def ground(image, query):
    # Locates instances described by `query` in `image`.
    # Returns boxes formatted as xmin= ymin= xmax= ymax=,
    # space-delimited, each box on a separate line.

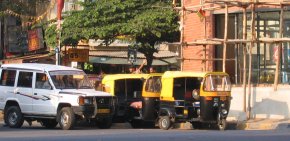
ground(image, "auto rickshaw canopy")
xmin=102 ymin=73 xmax=162 ymax=96
xmin=160 ymin=71 xmax=230 ymax=101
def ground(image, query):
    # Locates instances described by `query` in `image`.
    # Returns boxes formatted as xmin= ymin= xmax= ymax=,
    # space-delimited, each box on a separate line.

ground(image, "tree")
xmin=45 ymin=0 xmax=180 ymax=71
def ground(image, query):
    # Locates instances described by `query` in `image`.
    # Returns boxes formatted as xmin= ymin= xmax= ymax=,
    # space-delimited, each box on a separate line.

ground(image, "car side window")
xmin=0 ymin=69 xmax=16 ymax=86
xmin=35 ymin=73 xmax=52 ymax=89
xmin=17 ymin=71 xmax=33 ymax=88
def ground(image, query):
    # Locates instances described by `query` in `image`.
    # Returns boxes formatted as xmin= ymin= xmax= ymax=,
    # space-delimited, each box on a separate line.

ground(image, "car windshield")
xmin=49 ymin=70 xmax=93 ymax=89
xmin=203 ymin=75 xmax=231 ymax=92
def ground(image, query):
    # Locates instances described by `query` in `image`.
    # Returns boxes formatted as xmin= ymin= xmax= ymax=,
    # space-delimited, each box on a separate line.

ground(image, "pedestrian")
xmin=149 ymin=67 xmax=155 ymax=73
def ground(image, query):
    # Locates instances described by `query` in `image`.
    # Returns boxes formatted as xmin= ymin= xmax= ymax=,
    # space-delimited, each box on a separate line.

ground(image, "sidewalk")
xmin=235 ymin=118 xmax=290 ymax=130
xmin=176 ymin=119 xmax=290 ymax=130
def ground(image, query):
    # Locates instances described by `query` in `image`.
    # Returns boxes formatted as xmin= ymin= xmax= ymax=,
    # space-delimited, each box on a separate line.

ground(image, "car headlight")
xmin=221 ymin=109 xmax=228 ymax=115
xmin=78 ymin=96 xmax=93 ymax=105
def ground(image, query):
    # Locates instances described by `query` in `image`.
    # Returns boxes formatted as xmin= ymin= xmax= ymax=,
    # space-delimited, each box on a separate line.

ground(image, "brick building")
xmin=182 ymin=0 xmax=289 ymax=85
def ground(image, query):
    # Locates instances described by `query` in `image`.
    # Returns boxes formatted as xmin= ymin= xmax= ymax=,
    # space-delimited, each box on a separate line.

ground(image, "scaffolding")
xmin=174 ymin=0 xmax=290 ymax=119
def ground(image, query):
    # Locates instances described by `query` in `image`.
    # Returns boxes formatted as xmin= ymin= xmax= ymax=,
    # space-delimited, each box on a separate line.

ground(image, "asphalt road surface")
xmin=0 ymin=121 xmax=290 ymax=141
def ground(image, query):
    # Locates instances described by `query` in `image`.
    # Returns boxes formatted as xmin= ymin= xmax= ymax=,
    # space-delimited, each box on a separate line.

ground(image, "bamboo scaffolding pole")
xmin=247 ymin=3 xmax=256 ymax=119
xmin=204 ymin=0 xmax=290 ymax=5
xmin=182 ymin=58 xmax=236 ymax=61
xmin=203 ymin=45 xmax=207 ymax=71
xmin=180 ymin=0 xmax=185 ymax=71
xmin=173 ymin=0 xmax=290 ymax=17
xmin=274 ymin=5 xmax=284 ymax=91
xmin=203 ymin=8 xmax=207 ymax=72
xmin=223 ymin=4 xmax=229 ymax=72
xmin=242 ymin=6 xmax=248 ymax=113
xmin=167 ymin=37 xmax=290 ymax=47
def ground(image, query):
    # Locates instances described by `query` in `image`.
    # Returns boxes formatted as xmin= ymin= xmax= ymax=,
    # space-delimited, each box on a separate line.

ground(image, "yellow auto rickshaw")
xmin=158 ymin=71 xmax=231 ymax=130
xmin=102 ymin=73 xmax=162 ymax=128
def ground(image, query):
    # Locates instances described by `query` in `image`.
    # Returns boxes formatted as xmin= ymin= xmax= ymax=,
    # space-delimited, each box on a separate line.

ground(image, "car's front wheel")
xmin=6 ymin=106 xmax=24 ymax=128
xmin=58 ymin=107 xmax=75 ymax=130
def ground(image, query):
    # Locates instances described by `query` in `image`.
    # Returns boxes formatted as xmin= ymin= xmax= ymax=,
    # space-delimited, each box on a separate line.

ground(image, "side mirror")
xmin=133 ymin=91 xmax=142 ymax=99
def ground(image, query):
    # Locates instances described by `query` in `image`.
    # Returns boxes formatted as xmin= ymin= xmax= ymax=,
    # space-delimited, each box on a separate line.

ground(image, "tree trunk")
xmin=145 ymin=53 xmax=154 ymax=73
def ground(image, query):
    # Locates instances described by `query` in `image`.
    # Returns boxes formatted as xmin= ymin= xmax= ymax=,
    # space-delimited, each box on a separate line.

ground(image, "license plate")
xmin=97 ymin=109 xmax=110 ymax=114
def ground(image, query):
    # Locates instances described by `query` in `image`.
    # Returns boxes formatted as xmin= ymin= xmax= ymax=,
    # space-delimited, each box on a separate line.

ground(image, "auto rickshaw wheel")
xmin=158 ymin=116 xmax=171 ymax=130
xmin=217 ymin=118 xmax=227 ymax=130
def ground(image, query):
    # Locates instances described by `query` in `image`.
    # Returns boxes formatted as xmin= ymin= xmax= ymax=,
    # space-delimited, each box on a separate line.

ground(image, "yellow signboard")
xmin=68 ymin=49 xmax=89 ymax=62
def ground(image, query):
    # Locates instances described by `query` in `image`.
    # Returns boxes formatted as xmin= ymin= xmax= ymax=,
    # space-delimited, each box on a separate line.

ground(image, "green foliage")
xmin=44 ymin=0 xmax=180 ymax=68
xmin=44 ymin=24 xmax=58 ymax=48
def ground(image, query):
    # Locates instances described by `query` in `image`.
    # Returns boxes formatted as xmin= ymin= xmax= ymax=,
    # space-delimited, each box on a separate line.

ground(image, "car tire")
xmin=158 ymin=116 xmax=171 ymax=130
xmin=41 ymin=119 xmax=58 ymax=129
xmin=97 ymin=117 xmax=112 ymax=129
xmin=6 ymin=106 xmax=24 ymax=128
xmin=58 ymin=107 xmax=75 ymax=130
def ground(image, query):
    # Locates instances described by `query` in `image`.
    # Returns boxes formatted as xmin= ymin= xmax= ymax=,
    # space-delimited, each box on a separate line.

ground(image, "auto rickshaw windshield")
xmin=203 ymin=75 xmax=231 ymax=92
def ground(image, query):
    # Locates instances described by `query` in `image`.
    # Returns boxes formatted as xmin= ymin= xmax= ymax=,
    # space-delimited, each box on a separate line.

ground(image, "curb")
xmin=235 ymin=119 xmax=290 ymax=130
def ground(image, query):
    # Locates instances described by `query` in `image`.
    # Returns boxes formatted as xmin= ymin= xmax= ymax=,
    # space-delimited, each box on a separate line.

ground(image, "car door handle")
xmin=16 ymin=92 xmax=20 ymax=94
xmin=34 ymin=93 xmax=37 ymax=95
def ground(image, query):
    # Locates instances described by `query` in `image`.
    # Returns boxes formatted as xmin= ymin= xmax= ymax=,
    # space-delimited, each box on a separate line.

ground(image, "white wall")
xmin=228 ymin=85 xmax=290 ymax=121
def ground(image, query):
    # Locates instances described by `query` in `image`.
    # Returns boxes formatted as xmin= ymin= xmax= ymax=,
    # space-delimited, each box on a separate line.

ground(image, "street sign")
xmin=68 ymin=48 xmax=89 ymax=62
xmin=128 ymin=48 xmax=137 ymax=63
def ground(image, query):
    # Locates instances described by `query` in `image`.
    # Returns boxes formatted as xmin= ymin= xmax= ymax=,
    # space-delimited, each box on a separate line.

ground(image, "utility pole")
xmin=0 ymin=17 xmax=2 ymax=60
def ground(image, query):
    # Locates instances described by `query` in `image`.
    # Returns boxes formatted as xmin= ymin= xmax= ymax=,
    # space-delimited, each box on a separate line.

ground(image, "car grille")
xmin=95 ymin=96 xmax=111 ymax=108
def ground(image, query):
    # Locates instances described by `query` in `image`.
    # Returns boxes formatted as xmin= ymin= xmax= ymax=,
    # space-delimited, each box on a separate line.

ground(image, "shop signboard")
xmin=68 ymin=48 xmax=89 ymax=62
xmin=28 ymin=28 xmax=44 ymax=51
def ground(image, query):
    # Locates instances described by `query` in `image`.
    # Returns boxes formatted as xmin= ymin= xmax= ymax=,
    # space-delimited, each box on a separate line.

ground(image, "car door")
xmin=15 ymin=71 xmax=33 ymax=113
xmin=32 ymin=72 xmax=56 ymax=115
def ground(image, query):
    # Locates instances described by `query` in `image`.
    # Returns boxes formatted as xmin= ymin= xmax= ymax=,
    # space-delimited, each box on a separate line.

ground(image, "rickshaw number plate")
xmin=97 ymin=109 xmax=110 ymax=113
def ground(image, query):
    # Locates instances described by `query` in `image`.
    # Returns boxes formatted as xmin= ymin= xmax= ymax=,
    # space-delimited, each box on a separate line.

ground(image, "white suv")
xmin=0 ymin=63 xmax=115 ymax=130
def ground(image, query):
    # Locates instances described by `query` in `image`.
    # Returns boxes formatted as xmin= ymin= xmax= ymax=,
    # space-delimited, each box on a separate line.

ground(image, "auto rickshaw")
xmin=158 ymin=71 xmax=231 ymax=130
xmin=102 ymin=73 xmax=162 ymax=127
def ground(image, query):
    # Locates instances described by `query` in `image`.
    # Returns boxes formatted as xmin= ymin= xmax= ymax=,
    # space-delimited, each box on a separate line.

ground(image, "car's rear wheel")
xmin=6 ymin=106 xmax=24 ymax=128
xmin=58 ymin=107 xmax=75 ymax=130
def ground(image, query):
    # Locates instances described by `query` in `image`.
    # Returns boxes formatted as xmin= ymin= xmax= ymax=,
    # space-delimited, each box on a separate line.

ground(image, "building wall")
xmin=183 ymin=0 xmax=214 ymax=71
xmin=229 ymin=85 xmax=290 ymax=121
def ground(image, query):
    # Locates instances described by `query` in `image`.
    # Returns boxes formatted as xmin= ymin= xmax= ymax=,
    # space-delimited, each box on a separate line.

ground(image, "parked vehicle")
xmin=158 ymin=71 xmax=231 ymax=130
xmin=0 ymin=63 xmax=115 ymax=130
xmin=102 ymin=73 xmax=162 ymax=128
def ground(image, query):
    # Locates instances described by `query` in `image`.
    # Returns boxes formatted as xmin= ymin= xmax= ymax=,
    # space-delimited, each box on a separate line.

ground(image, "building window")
xmin=216 ymin=11 xmax=290 ymax=84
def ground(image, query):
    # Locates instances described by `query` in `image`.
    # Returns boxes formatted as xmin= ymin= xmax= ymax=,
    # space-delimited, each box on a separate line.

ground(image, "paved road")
xmin=0 ymin=121 xmax=290 ymax=141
